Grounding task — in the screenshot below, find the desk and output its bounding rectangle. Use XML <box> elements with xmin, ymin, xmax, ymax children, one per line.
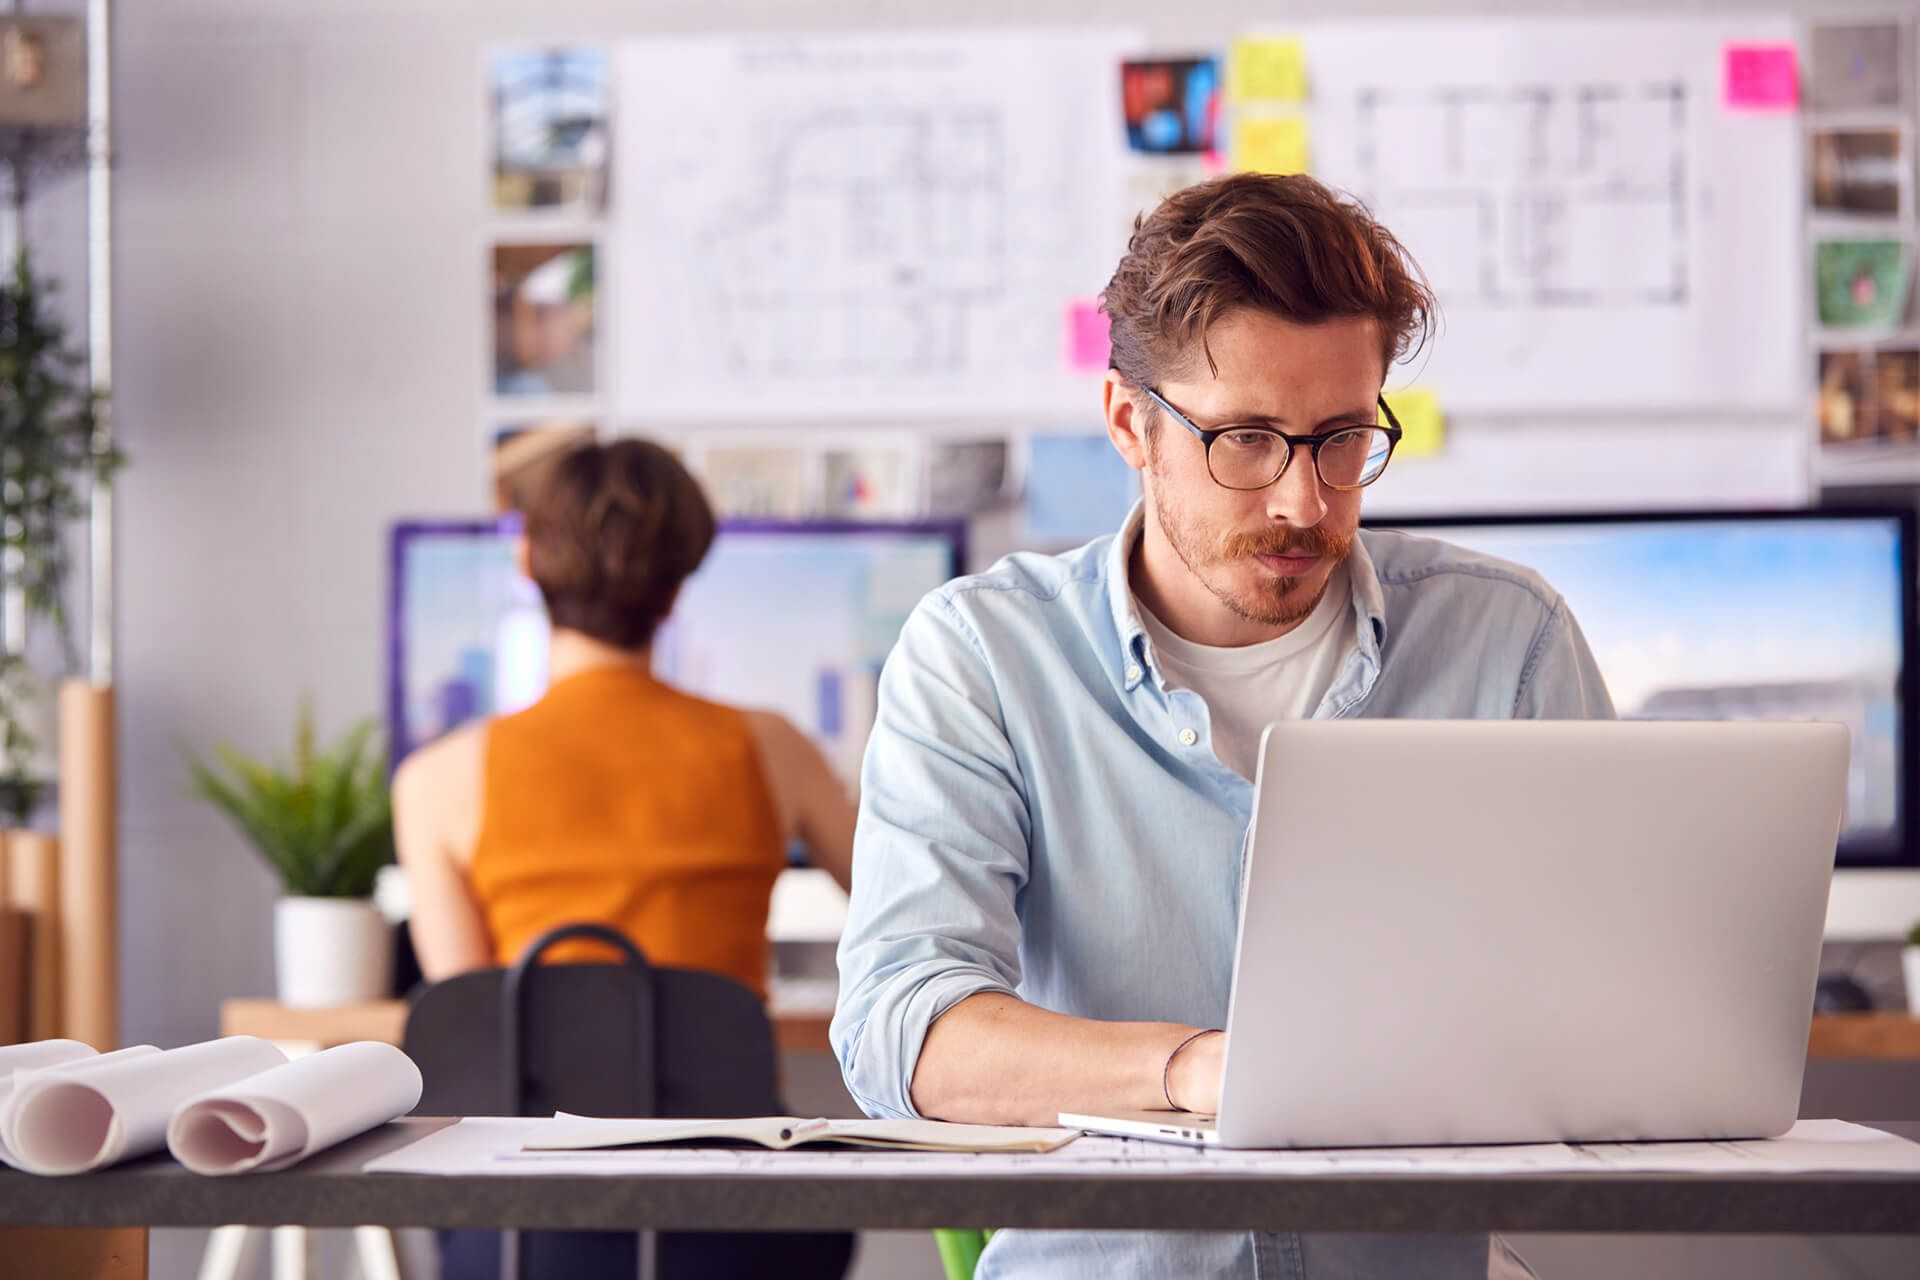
<box><xmin>3</xmin><ymin>1119</ymin><xmax>1918</xmax><ymax>1236</ymax></box>
<box><xmin>219</xmin><ymin>987</ymin><xmax>837</xmax><ymax>1055</ymax></box>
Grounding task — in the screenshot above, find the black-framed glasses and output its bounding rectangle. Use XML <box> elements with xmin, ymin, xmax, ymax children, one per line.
<box><xmin>1140</xmin><ymin>385</ymin><xmax>1403</xmax><ymax>492</ymax></box>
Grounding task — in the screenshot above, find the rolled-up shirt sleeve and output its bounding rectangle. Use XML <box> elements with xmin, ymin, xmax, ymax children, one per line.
<box><xmin>831</xmin><ymin>591</ymin><xmax>1030</xmax><ymax>1120</ymax></box>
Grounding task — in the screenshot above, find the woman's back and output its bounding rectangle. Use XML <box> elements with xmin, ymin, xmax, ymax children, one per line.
<box><xmin>470</xmin><ymin>665</ymin><xmax>786</xmax><ymax>996</ymax></box>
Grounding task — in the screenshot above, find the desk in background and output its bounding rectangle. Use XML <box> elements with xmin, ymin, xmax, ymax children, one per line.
<box><xmin>219</xmin><ymin>979</ymin><xmax>839</xmax><ymax>1056</ymax></box>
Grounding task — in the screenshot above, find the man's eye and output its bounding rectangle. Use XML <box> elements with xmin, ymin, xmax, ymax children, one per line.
<box><xmin>1224</xmin><ymin>431</ymin><xmax>1275</xmax><ymax>449</ymax></box>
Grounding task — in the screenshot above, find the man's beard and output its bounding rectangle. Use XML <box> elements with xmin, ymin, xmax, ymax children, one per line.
<box><xmin>1149</xmin><ymin>460</ymin><xmax>1353</xmax><ymax>628</ymax></box>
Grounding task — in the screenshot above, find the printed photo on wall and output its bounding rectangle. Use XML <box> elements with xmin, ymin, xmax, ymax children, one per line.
<box><xmin>490</xmin><ymin>421</ymin><xmax>596</xmax><ymax>513</ymax></box>
<box><xmin>692</xmin><ymin>443</ymin><xmax>811</xmax><ymax>518</ymax></box>
<box><xmin>818</xmin><ymin>442</ymin><xmax>924</xmax><ymax>519</ymax></box>
<box><xmin>925</xmin><ymin>438</ymin><xmax>1014</xmax><ymax>516</ymax></box>
<box><xmin>1120</xmin><ymin>56</ymin><xmax>1220</xmax><ymax>155</ymax></box>
<box><xmin>1815</xmin><ymin>240</ymin><xmax>1913</xmax><ymax>330</ymax></box>
<box><xmin>1808</xmin><ymin>23</ymin><xmax>1908</xmax><ymax>111</ymax></box>
<box><xmin>1810</xmin><ymin>128</ymin><xmax>1907</xmax><ymax>217</ymax></box>
<box><xmin>492</xmin><ymin>242</ymin><xmax>597</xmax><ymax>398</ymax></box>
<box><xmin>490</xmin><ymin>47</ymin><xmax>611</xmax><ymax>213</ymax></box>
<box><xmin>1818</xmin><ymin>348</ymin><xmax>1920</xmax><ymax>445</ymax></box>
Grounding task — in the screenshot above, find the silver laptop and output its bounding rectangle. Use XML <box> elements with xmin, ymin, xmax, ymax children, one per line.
<box><xmin>1062</xmin><ymin>719</ymin><xmax>1849</xmax><ymax>1149</ymax></box>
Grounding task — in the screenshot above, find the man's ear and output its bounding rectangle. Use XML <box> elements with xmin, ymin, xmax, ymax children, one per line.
<box><xmin>1103</xmin><ymin>370</ymin><xmax>1149</xmax><ymax>473</ymax></box>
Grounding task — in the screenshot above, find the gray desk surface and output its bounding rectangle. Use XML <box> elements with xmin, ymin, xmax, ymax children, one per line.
<box><xmin>3</xmin><ymin>1120</ymin><xmax>1918</xmax><ymax>1236</ymax></box>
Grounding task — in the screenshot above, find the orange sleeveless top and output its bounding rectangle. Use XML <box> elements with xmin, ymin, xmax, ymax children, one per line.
<box><xmin>469</xmin><ymin>666</ymin><xmax>786</xmax><ymax>998</ymax></box>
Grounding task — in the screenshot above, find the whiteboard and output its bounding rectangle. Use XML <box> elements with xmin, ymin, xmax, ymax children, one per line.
<box><xmin>610</xmin><ymin>29</ymin><xmax>1139</xmax><ymax>421</ymax></box>
<box><xmin>1296</xmin><ymin>18</ymin><xmax>1802</xmax><ymax>414</ymax></box>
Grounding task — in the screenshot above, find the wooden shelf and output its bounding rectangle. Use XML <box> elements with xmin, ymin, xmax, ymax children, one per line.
<box><xmin>1808</xmin><ymin>1013</ymin><xmax>1920</xmax><ymax>1061</ymax></box>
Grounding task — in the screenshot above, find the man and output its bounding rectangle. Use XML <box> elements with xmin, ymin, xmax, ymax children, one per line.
<box><xmin>832</xmin><ymin>173</ymin><xmax>1612</xmax><ymax>1278</ymax></box>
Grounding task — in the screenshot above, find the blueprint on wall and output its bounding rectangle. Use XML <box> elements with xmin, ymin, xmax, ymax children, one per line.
<box><xmin>1298</xmin><ymin>19</ymin><xmax>1801</xmax><ymax>413</ymax></box>
<box><xmin>612</xmin><ymin>30</ymin><xmax>1139</xmax><ymax>420</ymax></box>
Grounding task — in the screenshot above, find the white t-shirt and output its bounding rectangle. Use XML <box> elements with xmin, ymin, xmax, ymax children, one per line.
<box><xmin>1133</xmin><ymin>561</ymin><xmax>1355</xmax><ymax>780</ymax></box>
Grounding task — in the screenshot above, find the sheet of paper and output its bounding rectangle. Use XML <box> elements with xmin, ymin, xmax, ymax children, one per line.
<box><xmin>1298</xmin><ymin>17</ymin><xmax>1801</xmax><ymax>413</ymax></box>
<box><xmin>609</xmin><ymin>29</ymin><xmax>1140</xmax><ymax>419</ymax></box>
<box><xmin>2</xmin><ymin>1038</ymin><xmax>284</xmax><ymax>1176</ymax></box>
<box><xmin>167</xmin><ymin>1042</ymin><xmax>424</xmax><ymax>1175</ymax></box>
<box><xmin>532</xmin><ymin>1113</ymin><xmax>1076</xmax><ymax>1153</ymax></box>
<box><xmin>1382</xmin><ymin>386</ymin><xmax>1445</xmax><ymax>458</ymax></box>
<box><xmin>1064</xmin><ymin>301</ymin><xmax>1111</xmax><ymax>375</ymax></box>
<box><xmin>366</xmin><ymin>1117</ymin><xmax>1920</xmax><ymax>1179</ymax></box>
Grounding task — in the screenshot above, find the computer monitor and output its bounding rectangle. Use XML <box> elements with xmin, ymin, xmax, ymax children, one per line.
<box><xmin>1374</xmin><ymin>509</ymin><xmax>1916</xmax><ymax>868</ymax></box>
<box><xmin>387</xmin><ymin>518</ymin><xmax>965</xmax><ymax>781</ymax></box>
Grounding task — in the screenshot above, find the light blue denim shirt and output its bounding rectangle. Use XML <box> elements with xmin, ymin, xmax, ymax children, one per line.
<box><xmin>833</xmin><ymin>506</ymin><xmax>1614</xmax><ymax>1280</ymax></box>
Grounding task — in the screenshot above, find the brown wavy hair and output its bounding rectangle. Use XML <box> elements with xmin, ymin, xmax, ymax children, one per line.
<box><xmin>1102</xmin><ymin>172</ymin><xmax>1436</xmax><ymax>390</ymax></box>
<box><xmin>524</xmin><ymin>438</ymin><xmax>715</xmax><ymax>651</ymax></box>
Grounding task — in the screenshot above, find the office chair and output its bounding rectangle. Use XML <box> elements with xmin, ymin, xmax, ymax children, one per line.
<box><xmin>403</xmin><ymin>922</ymin><xmax>853</xmax><ymax>1280</ymax></box>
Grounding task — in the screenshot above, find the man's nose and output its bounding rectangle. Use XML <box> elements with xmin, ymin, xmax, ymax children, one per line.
<box><xmin>1264</xmin><ymin>446</ymin><xmax>1328</xmax><ymax>527</ymax></box>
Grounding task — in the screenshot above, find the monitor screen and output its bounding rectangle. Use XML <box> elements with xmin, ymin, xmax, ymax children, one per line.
<box><xmin>388</xmin><ymin>519</ymin><xmax>964</xmax><ymax>781</ymax></box>
<box><xmin>1376</xmin><ymin>510</ymin><xmax>1914</xmax><ymax>868</ymax></box>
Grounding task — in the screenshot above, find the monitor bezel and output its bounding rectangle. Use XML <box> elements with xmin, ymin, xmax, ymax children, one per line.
<box><xmin>386</xmin><ymin>515</ymin><xmax>968</xmax><ymax>767</ymax></box>
<box><xmin>1368</xmin><ymin>506</ymin><xmax>1918</xmax><ymax>870</ymax></box>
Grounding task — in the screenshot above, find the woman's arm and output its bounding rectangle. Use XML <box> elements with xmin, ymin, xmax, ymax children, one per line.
<box><xmin>391</xmin><ymin>726</ymin><xmax>495</xmax><ymax>981</ymax></box>
<box><xmin>747</xmin><ymin>711</ymin><xmax>857</xmax><ymax>892</ymax></box>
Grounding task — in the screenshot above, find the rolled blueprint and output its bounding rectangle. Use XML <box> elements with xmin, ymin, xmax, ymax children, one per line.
<box><xmin>168</xmin><ymin>1041</ymin><xmax>423</xmax><ymax>1175</ymax></box>
<box><xmin>3</xmin><ymin>1036</ymin><xmax>283</xmax><ymax>1175</ymax></box>
<box><xmin>0</xmin><ymin>1044</ymin><xmax>160</xmax><ymax>1167</ymax></box>
<box><xmin>0</xmin><ymin>1039</ymin><xmax>96</xmax><ymax>1078</ymax></box>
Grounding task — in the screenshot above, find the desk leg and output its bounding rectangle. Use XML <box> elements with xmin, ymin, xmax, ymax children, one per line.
<box><xmin>352</xmin><ymin>1227</ymin><xmax>403</xmax><ymax>1280</ymax></box>
<box><xmin>0</xmin><ymin>1227</ymin><xmax>147</xmax><ymax>1279</ymax></box>
<box><xmin>270</xmin><ymin>1226</ymin><xmax>310</xmax><ymax>1280</ymax></box>
<box><xmin>196</xmin><ymin>1225</ymin><xmax>261</xmax><ymax>1280</ymax></box>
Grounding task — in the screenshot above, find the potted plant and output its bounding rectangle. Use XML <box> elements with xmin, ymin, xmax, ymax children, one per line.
<box><xmin>1906</xmin><ymin>923</ymin><xmax>1920</xmax><ymax>1018</ymax></box>
<box><xmin>183</xmin><ymin>700</ymin><xmax>395</xmax><ymax>1007</ymax></box>
<box><xmin>0</xmin><ymin>250</ymin><xmax>122</xmax><ymax>822</ymax></box>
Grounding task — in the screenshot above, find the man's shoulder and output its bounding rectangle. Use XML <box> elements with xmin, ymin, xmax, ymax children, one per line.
<box><xmin>1359</xmin><ymin>527</ymin><xmax>1560</xmax><ymax>615</ymax></box>
<box><xmin>925</xmin><ymin>537</ymin><xmax>1112</xmax><ymax>629</ymax></box>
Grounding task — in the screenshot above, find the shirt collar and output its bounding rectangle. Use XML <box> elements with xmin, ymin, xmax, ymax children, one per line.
<box><xmin>1102</xmin><ymin>501</ymin><xmax>1388</xmax><ymax>693</ymax></box>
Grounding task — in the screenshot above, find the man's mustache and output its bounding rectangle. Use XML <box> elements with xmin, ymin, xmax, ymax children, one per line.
<box><xmin>1218</xmin><ymin>526</ymin><xmax>1350</xmax><ymax>560</ymax></box>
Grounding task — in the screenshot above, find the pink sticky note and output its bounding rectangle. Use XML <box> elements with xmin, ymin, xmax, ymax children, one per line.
<box><xmin>1723</xmin><ymin>43</ymin><xmax>1799</xmax><ymax>111</ymax></box>
<box><xmin>1065</xmin><ymin>301</ymin><xmax>1110</xmax><ymax>375</ymax></box>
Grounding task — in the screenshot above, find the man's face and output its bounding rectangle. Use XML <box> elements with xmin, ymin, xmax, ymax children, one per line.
<box><xmin>1113</xmin><ymin>309</ymin><xmax>1385</xmax><ymax>631</ymax></box>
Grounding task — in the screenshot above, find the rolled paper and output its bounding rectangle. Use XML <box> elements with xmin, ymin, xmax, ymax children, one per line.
<box><xmin>0</xmin><ymin>1044</ymin><xmax>158</xmax><ymax>1168</ymax></box>
<box><xmin>3</xmin><ymin>1037</ymin><xmax>283</xmax><ymax>1175</ymax></box>
<box><xmin>168</xmin><ymin>1041</ymin><xmax>424</xmax><ymax>1175</ymax></box>
<box><xmin>0</xmin><ymin>1039</ymin><xmax>95</xmax><ymax>1076</ymax></box>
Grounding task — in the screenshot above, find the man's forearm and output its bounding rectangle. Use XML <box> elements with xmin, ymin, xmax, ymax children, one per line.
<box><xmin>908</xmin><ymin>991</ymin><xmax>1205</xmax><ymax>1126</ymax></box>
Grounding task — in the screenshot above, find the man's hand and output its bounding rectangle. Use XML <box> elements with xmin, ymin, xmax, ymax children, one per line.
<box><xmin>1164</xmin><ymin>1029</ymin><xmax>1225</xmax><ymax>1116</ymax></box>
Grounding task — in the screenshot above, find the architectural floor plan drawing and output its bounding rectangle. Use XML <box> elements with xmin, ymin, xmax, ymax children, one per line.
<box><xmin>1351</xmin><ymin>81</ymin><xmax>1690</xmax><ymax>310</ymax></box>
<box><xmin>614</xmin><ymin>30</ymin><xmax>1135</xmax><ymax>419</ymax></box>
<box><xmin>704</xmin><ymin>107</ymin><xmax>1006</xmax><ymax>380</ymax></box>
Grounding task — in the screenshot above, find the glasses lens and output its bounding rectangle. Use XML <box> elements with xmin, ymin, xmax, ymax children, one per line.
<box><xmin>1208</xmin><ymin>429</ymin><xmax>1289</xmax><ymax>489</ymax></box>
<box><xmin>1315</xmin><ymin>427</ymin><xmax>1394</xmax><ymax>488</ymax></box>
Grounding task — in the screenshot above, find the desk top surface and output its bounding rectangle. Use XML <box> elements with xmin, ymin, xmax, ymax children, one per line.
<box><xmin>3</xmin><ymin>1120</ymin><xmax>1918</xmax><ymax>1235</ymax></box>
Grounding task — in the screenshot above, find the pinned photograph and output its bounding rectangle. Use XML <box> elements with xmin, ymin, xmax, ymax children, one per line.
<box><xmin>1808</xmin><ymin>24</ymin><xmax>1907</xmax><ymax>111</ymax></box>
<box><xmin>490</xmin><ymin>421</ymin><xmax>596</xmax><ymax>513</ymax></box>
<box><xmin>1815</xmin><ymin>240</ymin><xmax>1913</xmax><ymax>330</ymax></box>
<box><xmin>819</xmin><ymin>443</ymin><xmax>923</xmax><ymax>519</ymax></box>
<box><xmin>693</xmin><ymin>443</ymin><xmax>811</xmax><ymax>518</ymax></box>
<box><xmin>1810</xmin><ymin>128</ymin><xmax>1906</xmax><ymax>217</ymax></box>
<box><xmin>490</xmin><ymin>47</ymin><xmax>610</xmax><ymax>213</ymax></box>
<box><xmin>1819</xmin><ymin>348</ymin><xmax>1920</xmax><ymax>445</ymax></box>
<box><xmin>492</xmin><ymin>242</ymin><xmax>597</xmax><ymax>398</ymax></box>
<box><xmin>925</xmin><ymin>438</ymin><xmax>1014</xmax><ymax>516</ymax></box>
<box><xmin>1120</xmin><ymin>57</ymin><xmax>1219</xmax><ymax>155</ymax></box>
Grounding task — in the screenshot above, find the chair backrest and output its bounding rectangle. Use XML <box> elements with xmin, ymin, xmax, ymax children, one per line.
<box><xmin>403</xmin><ymin>922</ymin><xmax>782</xmax><ymax>1119</ymax></box>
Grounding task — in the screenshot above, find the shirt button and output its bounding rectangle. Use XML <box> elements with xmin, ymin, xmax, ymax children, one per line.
<box><xmin>1178</xmin><ymin>728</ymin><xmax>1198</xmax><ymax>747</ymax></box>
<box><xmin>1126</xmin><ymin>665</ymin><xmax>1142</xmax><ymax>682</ymax></box>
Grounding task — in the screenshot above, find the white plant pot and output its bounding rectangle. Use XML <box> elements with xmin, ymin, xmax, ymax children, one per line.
<box><xmin>274</xmin><ymin>896</ymin><xmax>392</xmax><ymax>1008</ymax></box>
<box><xmin>1905</xmin><ymin>947</ymin><xmax>1920</xmax><ymax>1017</ymax></box>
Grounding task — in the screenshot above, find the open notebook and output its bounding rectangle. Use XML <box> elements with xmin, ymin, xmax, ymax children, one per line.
<box><xmin>526</xmin><ymin>1114</ymin><xmax>1079</xmax><ymax>1154</ymax></box>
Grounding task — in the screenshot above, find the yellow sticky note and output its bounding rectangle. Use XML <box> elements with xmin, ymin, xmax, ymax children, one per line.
<box><xmin>1231</xmin><ymin>115</ymin><xmax>1310</xmax><ymax>175</ymax></box>
<box><xmin>1382</xmin><ymin>387</ymin><xmax>1444</xmax><ymax>459</ymax></box>
<box><xmin>1229</xmin><ymin>37</ymin><xmax>1308</xmax><ymax>103</ymax></box>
